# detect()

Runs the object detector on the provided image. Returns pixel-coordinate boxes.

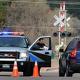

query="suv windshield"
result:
[0,37,27,48]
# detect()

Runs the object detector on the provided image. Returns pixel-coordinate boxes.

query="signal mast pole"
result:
[58,1,66,58]
[54,1,70,58]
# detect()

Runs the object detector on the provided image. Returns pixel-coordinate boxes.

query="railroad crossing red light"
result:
[53,31,72,37]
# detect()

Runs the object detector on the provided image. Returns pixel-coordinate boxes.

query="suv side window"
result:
[31,38,49,50]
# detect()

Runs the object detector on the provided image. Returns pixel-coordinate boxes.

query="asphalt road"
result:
[0,71,80,80]
[0,58,80,80]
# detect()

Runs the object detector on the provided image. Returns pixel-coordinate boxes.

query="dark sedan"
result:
[59,37,80,77]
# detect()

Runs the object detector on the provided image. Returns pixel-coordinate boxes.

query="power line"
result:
[0,0,79,4]
[66,8,80,10]
[0,0,80,5]
[11,1,80,5]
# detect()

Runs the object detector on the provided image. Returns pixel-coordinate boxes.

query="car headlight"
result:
[20,53,27,58]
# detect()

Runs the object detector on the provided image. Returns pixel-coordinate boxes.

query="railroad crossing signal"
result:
[53,1,70,28]
[53,1,71,58]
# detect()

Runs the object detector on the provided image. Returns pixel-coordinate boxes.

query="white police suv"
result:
[0,31,52,76]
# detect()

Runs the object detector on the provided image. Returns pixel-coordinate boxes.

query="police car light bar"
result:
[0,32,24,36]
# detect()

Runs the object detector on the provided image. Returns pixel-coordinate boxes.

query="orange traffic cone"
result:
[11,60,19,77]
[33,61,39,78]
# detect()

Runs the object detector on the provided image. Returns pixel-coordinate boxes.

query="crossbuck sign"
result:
[54,15,70,27]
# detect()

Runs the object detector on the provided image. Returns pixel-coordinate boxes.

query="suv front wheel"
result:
[23,62,34,76]
[59,59,66,77]
[66,65,73,77]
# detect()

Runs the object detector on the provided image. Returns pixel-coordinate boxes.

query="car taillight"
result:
[70,48,77,58]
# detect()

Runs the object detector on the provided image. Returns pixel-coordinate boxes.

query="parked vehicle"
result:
[0,31,52,76]
[59,37,80,77]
